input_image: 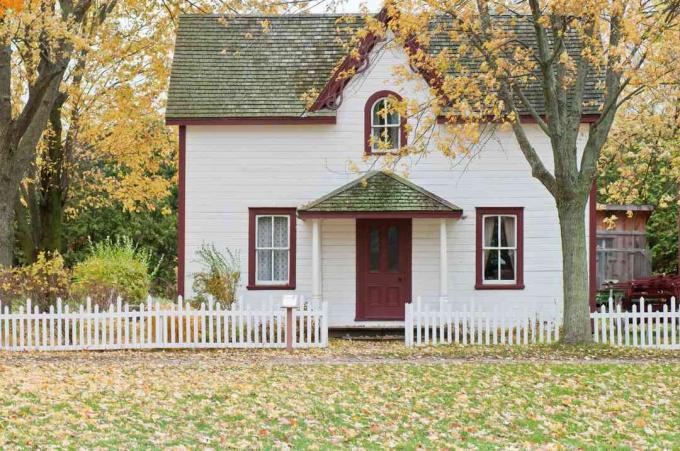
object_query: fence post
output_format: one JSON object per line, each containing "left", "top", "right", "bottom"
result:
{"left": 321, "top": 301, "right": 329, "bottom": 347}
{"left": 405, "top": 301, "right": 413, "bottom": 347}
{"left": 155, "top": 299, "right": 163, "bottom": 347}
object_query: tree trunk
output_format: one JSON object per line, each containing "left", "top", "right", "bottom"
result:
{"left": 38, "top": 101, "right": 66, "bottom": 255}
{"left": 0, "top": 161, "right": 18, "bottom": 267}
{"left": 557, "top": 199, "right": 593, "bottom": 343}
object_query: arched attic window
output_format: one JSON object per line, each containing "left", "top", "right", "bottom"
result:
{"left": 364, "top": 90, "right": 407, "bottom": 155}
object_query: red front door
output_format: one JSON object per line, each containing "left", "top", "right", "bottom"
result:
{"left": 356, "top": 218, "right": 412, "bottom": 320}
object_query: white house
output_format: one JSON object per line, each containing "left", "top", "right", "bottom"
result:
{"left": 166, "top": 13, "right": 599, "bottom": 328}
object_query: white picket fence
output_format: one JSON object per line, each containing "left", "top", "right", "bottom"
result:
{"left": 0, "top": 296, "right": 328, "bottom": 351}
{"left": 405, "top": 298, "right": 560, "bottom": 346}
{"left": 591, "top": 297, "right": 680, "bottom": 349}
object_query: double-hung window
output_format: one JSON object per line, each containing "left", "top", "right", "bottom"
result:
{"left": 370, "top": 97, "right": 401, "bottom": 151}
{"left": 475, "top": 207, "right": 524, "bottom": 289}
{"left": 248, "top": 208, "right": 296, "bottom": 289}
{"left": 364, "top": 90, "right": 407, "bottom": 154}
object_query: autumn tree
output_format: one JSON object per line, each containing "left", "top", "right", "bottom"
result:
{"left": 362, "top": 0, "right": 679, "bottom": 342}
{"left": 13, "top": 0, "right": 177, "bottom": 262}
{"left": 2, "top": 0, "right": 330, "bottom": 266}
{"left": 0, "top": 0, "right": 112, "bottom": 266}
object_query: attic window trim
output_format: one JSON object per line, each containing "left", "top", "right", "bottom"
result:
{"left": 364, "top": 90, "right": 407, "bottom": 155}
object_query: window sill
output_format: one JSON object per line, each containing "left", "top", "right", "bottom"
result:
{"left": 365, "top": 150, "right": 400, "bottom": 156}
{"left": 246, "top": 284, "right": 296, "bottom": 291}
{"left": 475, "top": 283, "right": 525, "bottom": 290}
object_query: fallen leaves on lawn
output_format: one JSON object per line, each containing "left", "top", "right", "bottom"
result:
{"left": 0, "top": 342, "right": 677, "bottom": 448}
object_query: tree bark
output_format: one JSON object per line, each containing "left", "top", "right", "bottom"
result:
{"left": 557, "top": 198, "right": 593, "bottom": 343}
{"left": 0, "top": 157, "right": 23, "bottom": 266}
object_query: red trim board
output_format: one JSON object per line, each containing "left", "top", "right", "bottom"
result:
{"left": 166, "top": 116, "right": 336, "bottom": 126}
{"left": 177, "top": 125, "right": 186, "bottom": 297}
{"left": 436, "top": 114, "right": 601, "bottom": 125}
{"left": 589, "top": 181, "right": 597, "bottom": 312}
{"left": 298, "top": 211, "right": 462, "bottom": 219}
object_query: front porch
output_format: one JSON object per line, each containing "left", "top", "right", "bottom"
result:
{"left": 297, "top": 171, "right": 463, "bottom": 327}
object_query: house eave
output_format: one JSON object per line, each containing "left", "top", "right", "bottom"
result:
{"left": 165, "top": 116, "right": 337, "bottom": 126}
{"left": 298, "top": 210, "right": 463, "bottom": 219}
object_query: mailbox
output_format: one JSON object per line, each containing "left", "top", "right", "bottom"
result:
{"left": 281, "top": 294, "right": 299, "bottom": 309}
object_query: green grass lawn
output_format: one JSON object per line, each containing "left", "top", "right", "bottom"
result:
{"left": 0, "top": 344, "right": 678, "bottom": 448}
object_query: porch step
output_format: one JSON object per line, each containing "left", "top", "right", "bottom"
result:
{"left": 330, "top": 328, "right": 405, "bottom": 340}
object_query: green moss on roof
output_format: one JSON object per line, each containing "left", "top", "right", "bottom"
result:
{"left": 167, "top": 14, "right": 360, "bottom": 119}
{"left": 167, "top": 14, "right": 604, "bottom": 119}
{"left": 299, "top": 171, "right": 462, "bottom": 212}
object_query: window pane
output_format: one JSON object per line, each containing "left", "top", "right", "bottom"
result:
{"left": 369, "top": 227, "right": 380, "bottom": 271}
{"left": 501, "top": 216, "right": 516, "bottom": 247}
{"left": 372, "top": 126, "right": 383, "bottom": 149}
{"left": 273, "top": 250, "right": 289, "bottom": 281}
{"left": 484, "top": 216, "right": 499, "bottom": 247}
{"left": 273, "top": 216, "right": 288, "bottom": 247}
{"left": 257, "top": 216, "right": 272, "bottom": 247}
{"left": 385, "top": 126, "right": 399, "bottom": 149}
{"left": 257, "top": 249, "right": 272, "bottom": 281}
{"left": 484, "top": 249, "right": 499, "bottom": 281}
{"left": 387, "top": 225, "right": 399, "bottom": 272}
{"left": 372, "top": 99, "right": 385, "bottom": 125}
{"left": 500, "top": 249, "right": 516, "bottom": 280}
{"left": 385, "top": 103, "right": 400, "bottom": 125}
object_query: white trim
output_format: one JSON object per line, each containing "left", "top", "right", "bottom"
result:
{"left": 439, "top": 219, "right": 448, "bottom": 301}
{"left": 255, "top": 214, "right": 290, "bottom": 286}
{"left": 481, "top": 214, "right": 518, "bottom": 285}
{"left": 311, "top": 219, "right": 322, "bottom": 302}
{"left": 370, "top": 97, "right": 401, "bottom": 150}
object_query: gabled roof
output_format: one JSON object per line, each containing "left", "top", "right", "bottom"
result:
{"left": 166, "top": 13, "right": 604, "bottom": 121}
{"left": 167, "top": 14, "right": 360, "bottom": 120}
{"left": 298, "top": 171, "right": 462, "bottom": 218}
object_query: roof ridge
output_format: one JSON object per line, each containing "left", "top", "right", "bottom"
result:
{"left": 380, "top": 171, "right": 462, "bottom": 211}
{"left": 298, "top": 170, "right": 462, "bottom": 213}
{"left": 298, "top": 171, "right": 380, "bottom": 211}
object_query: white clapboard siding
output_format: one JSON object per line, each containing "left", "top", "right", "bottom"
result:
{"left": 0, "top": 296, "right": 328, "bottom": 351}
{"left": 405, "top": 297, "right": 560, "bottom": 346}
{"left": 591, "top": 296, "right": 680, "bottom": 350}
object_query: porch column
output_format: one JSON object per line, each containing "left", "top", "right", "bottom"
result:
{"left": 312, "top": 219, "right": 322, "bottom": 303}
{"left": 439, "top": 219, "right": 448, "bottom": 302}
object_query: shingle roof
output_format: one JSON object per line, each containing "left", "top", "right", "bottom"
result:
{"left": 298, "top": 171, "right": 462, "bottom": 213}
{"left": 167, "top": 14, "right": 359, "bottom": 119}
{"left": 167, "top": 14, "right": 604, "bottom": 119}
{"left": 428, "top": 16, "right": 604, "bottom": 116}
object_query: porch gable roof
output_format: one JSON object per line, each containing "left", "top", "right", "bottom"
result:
{"left": 298, "top": 171, "right": 462, "bottom": 218}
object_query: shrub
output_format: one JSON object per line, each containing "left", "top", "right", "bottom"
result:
{"left": 192, "top": 244, "right": 240, "bottom": 307}
{"left": 0, "top": 252, "right": 70, "bottom": 312}
{"left": 71, "top": 236, "right": 158, "bottom": 308}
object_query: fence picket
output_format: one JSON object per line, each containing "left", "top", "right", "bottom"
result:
{"left": 404, "top": 297, "right": 677, "bottom": 350}
{"left": 672, "top": 297, "right": 677, "bottom": 347}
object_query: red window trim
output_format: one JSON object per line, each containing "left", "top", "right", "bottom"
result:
{"left": 364, "top": 90, "right": 408, "bottom": 155}
{"left": 475, "top": 207, "right": 525, "bottom": 290}
{"left": 247, "top": 208, "right": 297, "bottom": 290}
